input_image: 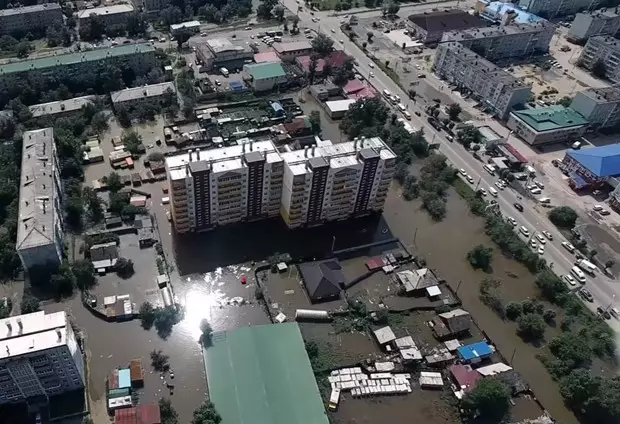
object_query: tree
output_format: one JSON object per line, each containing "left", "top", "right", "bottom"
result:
{"left": 384, "top": 0, "right": 399, "bottom": 16}
{"left": 83, "top": 187, "right": 104, "bottom": 223}
{"left": 549, "top": 332, "right": 592, "bottom": 369}
{"left": 506, "top": 301, "right": 522, "bottom": 320}
{"left": 535, "top": 268, "right": 568, "bottom": 304}
{"left": 605, "top": 260, "right": 615, "bottom": 269}
{"left": 560, "top": 369, "right": 600, "bottom": 408}
{"left": 341, "top": 98, "right": 389, "bottom": 138}
{"left": 50, "top": 263, "right": 76, "bottom": 299}
{"left": 549, "top": 206, "right": 578, "bottom": 229}
{"left": 109, "top": 191, "right": 129, "bottom": 214}
{"left": 585, "top": 376, "right": 620, "bottom": 423}
{"left": 154, "top": 305, "right": 181, "bottom": 339}
{"left": 543, "top": 308, "right": 557, "bottom": 323}
{"left": 115, "top": 257, "right": 135, "bottom": 278}
{"left": 175, "top": 27, "right": 193, "bottom": 49}
{"left": 273, "top": 5, "right": 285, "bottom": 20}
{"left": 461, "top": 379, "right": 510, "bottom": 421}
{"left": 467, "top": 245, "right": 493, "bottom": 271}
{"left": 309, "top": 111, "right": 321, "bottom": 135}
{"left": 126, "top": 13, "right": 148, "bottom": 37}
{"left": 105, "top": 171, "right": 123, "bottom": 192}
{"left": 456, "top": 124, "right": 482, "bottom": 149}
{"left": 517, "top": 313, "right": 546, "bottom": 340}
{"left": 408, "top": 89, "right": 416, "bottom": 100}
{"left": 79, "top": 15, "right": 105, "bottom": 41}
{"left": 150, "top": 349, "right": 170, "bottom": 372}
{"left": 394, "top": 162, "right": 409, "bottom": 184}
{"left": 257, "top": 0, "right": 277, "bottom": 19}
{"left": 139, "top": 301, "right": 156, "bottom": 330}
{"left": 308, "top": 53, "right": 319, "bottom": 84}
{"left": 123, "top": 131, "right": 143, "bottom": 155}
{"left": 160, "top": 6, "right": 184, "bottom": 26}
{"left": 311, "top": 33, "right": 334, "bottom": 56}
{"left": 159, "top": 398, "right": 179, "bottom": 424}
{"left": 91, "top": 112, "right": 109, "bottom": 134}
{"left": 20, "top": 296, "right": 40, "bottom": 314}
{"left": 72, "top": 260, "right": 96, "bottom": 291}
{"left": 447, "top": 103, "right": 461, "bottom": 120}
{"left": 148, "top": 152, "right": 166, "bottom": 162}
{"left": 592, "top": 59, "right": 606, "bottom": 79}
{"left": 192, "top": 401, "right": 221, "bottom": 424}
{"left": 557, "top": 96, "right": 572, "bottom": 107}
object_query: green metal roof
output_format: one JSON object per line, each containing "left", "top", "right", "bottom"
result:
{"left": 203, "top": 322, "right": 329, "bottom": 424}
{"left": 0, "top": 44, "right": 155, "bottom": 76}
{"left": 246, "top": 62, "right": 286, "bottom": 80}
{"left": 512, "top": 106, "right": 589, "bottom": 132}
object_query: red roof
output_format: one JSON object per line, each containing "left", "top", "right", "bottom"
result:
{"left": 326, "top": 50, "right": 350, "bottom": 68}
{"left": 504, "top": 143, "right": 528, "bottom": 164}
{"left": 348, "top": 87, "right": 377, "bottom": 100}
{"left": 449, "top": 364, "right": 481, "bottom": 391}
{"left": 296, "top": 55, "right": 326, "bottom": 73}
{"left": 366, "top": 257, "right": 385, "bottom": 270}
{"left": 343, "top": 79, "right": 365, "bottom": 94}
{"left": 283, "top": 116, "right": 311, "bottom": 134}
{"left": 254, "top": 52, "right": 281, "bottom": 63}
{"left": 115, "top": 407, "right": 137, "bottom": 424}
{"left": 296, "top": 50, "right": 350, "bottom": 74}
{"left": 136, "top": 404, "right": 161, "bottom": 424}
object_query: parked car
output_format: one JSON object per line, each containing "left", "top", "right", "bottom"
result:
{"left": 580, "top": 289, "right": 594, "bottom": 302}
{"left": 513, "top": 202, "right": 524, "bottom": 212}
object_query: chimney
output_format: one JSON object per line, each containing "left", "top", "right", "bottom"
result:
{"left": 196, "top": 149, "right": 200, "bottom": 161}
{"left": 304, "top": 146, "right": 308, "bottom": 158}
{"left": 17, "top": 318, "right": 22, "bottom": 332}
{"left": 312, "top": 146, "right": 316, "bottom": 156}
{"left": 6, "top": 321, "right": 11, "bottom": 333}
{"left": 56, "top": 329, "right": 62, "bottom": 341}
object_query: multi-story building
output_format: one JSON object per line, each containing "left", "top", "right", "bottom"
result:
{"left": 0, "top": 4, "right": 63, "bottom": 36}
{"left": 110, "top": 82, "right": 176, "bottom": 109}
{"left": 507, "top": 105, "right": 589, "bottom": 145}
{"left": 0, "top": 44, "right": 156, "bottom": 88}
{"left": 407, "top": 9, "right": 486, "bottom": 45}
{"left": 28, "top": 95, "right": 95, "bottom": 120}
{"left": 579, "top": 36, "right": 620, "bottom": 83}
{"left": 131, "top": 0, "right": 170, "bottom": 16}
{"left": 195, "top": 38, "right": 254, "bottom": 71}
{"left": 518, "top": 0, "right": 604, "bottom": 18}
{"left": 77, "top": 4, "right": 135, "bottom": 30}
{"left": 441, "top": 20, "right": 555, "bottom": 61}
{"left": 16, "top": 128, "right": 64, "bottom": 270}
{"left": 273, "top": 41, "right": 313, "bottom": 62}
{"left": 433, "top": 42, "right": 532, "bottom": 119}
{"left": 0, "top": 311, "right": 85, "bottom": 423}
{"left": 478, "top": 1, "right": 544, "bottom": 25}
{"left": 570, "top": 86, "right": 620, "bottom": 131}
{"left": 165, "top": 137, "right": 396, "bottom": 233}
{"left": 243, "top": 63, "right": 287, "bottom": 92}
{"left": 568, "top": 11, "right": 620, "bottom": 42}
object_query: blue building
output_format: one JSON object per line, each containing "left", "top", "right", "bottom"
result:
{"left": 563, "top": 144, "right": 620, "bottom": 191}
{"left": 457, "top": 341, "right": 494, "bottom": 363}
{"left": 478, "top": 1, "right": 543, "bottom": 25}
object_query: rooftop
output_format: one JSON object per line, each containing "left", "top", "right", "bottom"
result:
{"left": 576, "top": 10, "right": 620, "bottom": 20}
{"left": 0, "top": 43, "right": 155, "bottom": 76}
{"left": 206, "top": 37, "right": 246, "bottom": 53}
{"left": 111, "top": 82, "right": 176, "bottom": 104}
{"left": 0, "top": 3, "right": 61, "bottom": 16}
{"left": 77, "top": 3, "right": 134, "bottom": 19}
{"left": 584, "top": 35, "right": 620, "bottom": 51}
{"left": 29, "top": 95, "right": 95, "bottom": 118}
{"left": 298, "top": 259, "right": 345, "bottom": 301}
{"left": 577, "top": 86, "right": 620, "bottom": 103}
{"left": 480, "top": 1, "right": 543, "bottom": 24}
{"left": 245, "top": 62, "right": 286, "bottom": 80}
{"left": 254, "top": 51, "right": 281, "bottom": 63}
{"left": 449, "top": 364, "right": 481, "bottom": 390}
{"left": 442, "top": 20, "right": 554, "bottom": 41}
{"left": 567, "top": 144, "right": 620, "bottom": 177}
{"left": 204, "top": 323, "right": 329, "bottom": 424}
{"left": 0, "top": 311, "right": 71, "bottom": 359}
{"left": 373, "top": 326, "right": 396, "bottom": 345}
{"left": 511, "top": 106, "right": 589, "bottom": 132}
{"left": 325, "top": 99, "right": 357, "bottom": 113}
{"left": 457, "top": 341, "right": 493, "bottom": 361}
{"left": 170, "top": 20, "right": 201, "bottom": 30}
{"left": 273, "top": 41, "right": 312, "bottom": 54}
{"left": 16, "top": 128, "right": 59, "bottom": 252}
{"left": 408, "top": 9, "right": 484, "bottom": 32}
{"left": 396, "top": 268, "right": 439, "bottom": 292}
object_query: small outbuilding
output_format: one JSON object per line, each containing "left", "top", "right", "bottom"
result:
{"left": 432, "top": 308, "right": 472, "bottom": 339}
{"left": 457, "top": 341, "right": 494, "bottom": 364}
{"left": 373, "top": 326, "right": 396, "bottom": 345}
{"left": 90, "top": 241, "right": 119, "bottom": 272}
{"left": 298, "top": 259, "right": 345, "bottom": 303}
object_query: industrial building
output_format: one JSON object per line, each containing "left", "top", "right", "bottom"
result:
{"left": 0, "top": 3, "right": 63, "bottom": 36}
{"left": 165, "top": 137, "right": 396, "bottom": 233}
{"left": 517, "top": 0, "right": 605, "bottom": 18}
{"left": 407, "top": 9, "right": 486, "bottom": 45}
{"left": 195, "top": 38, "right": 253, "bottom": 71}
{"left": 568, "top": 11, "right": 620, "bottom": 42}
{"left": 28, "top": 95, "right": 95, "bottom": 119}
{"left": 243, "top": 62, "right": 287, "bottom": 92}
{"left": 111, "top": 82, "right": 176, "bottom": 109}
{"left": 570, "top": 86, "right": 620, "bottom": 131}
{"left": 433, "top": 42, "right": 532, "bottom": 119}
{"left": 578, "top": 36, "right": 620, "bottom": 83}
{"left": 77, "top": 4, "right": 135, "bottom": 29}
{"left": 0, "top": 44, "right": 157, "bottom": 88}
{"left": 16, "top": 128, "right": 64, "bottom": 270}
{"left": 507, "top": 105, "right": 589, "bottom": 146}
{"left": 0, "top": 311, "right": 85, "bottom": 423}
{"left": 441, "top": 20, "right": 555, "bottom": 61}
{"left": 273, "top": 41, "right": 313, "bottom": 62}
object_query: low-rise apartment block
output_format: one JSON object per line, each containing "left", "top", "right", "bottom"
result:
{"left": 111, "top": 81, "right": 176, "bottom": 109}
{"left": 273, "top": 41, "right": 313, "bottom": 62}
{"left": 518, "top": 0, "right": 604, "bottom": 18}
{"left": 29, "top": 95, "right": 95, "bottom": 119}
{"left": 579, "top": 36, "right": 620, "bottom": 83}
{"left": 0, "top": 3, "right": 63, "bottom": 36}
{"left": 165, "top": 137, "right": 396, "bottom": 233}
{"left": 0, "top": 311, "right": 85, "bottom": 423}
{"left": 77, "top": 4, "right": 135, "bottom": 29}
{"left": 570, "top": 86, "right": 620, "bottom": 131}
{"left": 433, "top": 42, "right": 532, "bottom": 119}
{"left": 0, "top": 43, "right": 157, "bottom": 88}
{"left": 243, "top": 62, "right": 287, "bottom": 92}
{"left": 568, "top": 11, "right": 620, "bottom": 42}
{"left": 407, "top": 9, "right": 486, "bottom": 45}
{"left": 195, "top": 38, "right": 254, "bottom": 71}
{"left": 507, "top": 105, "right": 589, "bottom": 145}
{"left": 441, "top": 20, "right": 555, "bottom": 61}
{"left": 16, "top": 128, "right": 64, "bottom": 270}
{"left": 132, "top": 0, "right": 170, "bottom": 16}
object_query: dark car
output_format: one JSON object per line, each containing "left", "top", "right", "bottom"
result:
{"left": 580, "top": 289, "right": 594, "bottom": 302}
{"left": 513, "top": 202, "right": 524, "bottom": 212}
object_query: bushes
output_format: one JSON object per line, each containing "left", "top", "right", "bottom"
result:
{"left": 479, "top": 279, "right": 505, "bottom": 318}
{"left": 548, "top": 206, "right": 578, "bottom": 229}
{"left": 467, "top": 245, "right": 493, "bottom": 271}
{"left": 114, "top": 257, "right": 135, "bottom": 278}
{"left": 517, "top": 313, "right": 546, "bottom": 341}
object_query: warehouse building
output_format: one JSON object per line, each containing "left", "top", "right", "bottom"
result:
{"left": 507, "top": 105, "right": 588, "bottom": 146}
{"left": 407, "top": 9, "right": 486, "bottom": 45}
{"left": 195, "top": 38, "right": 253, "bottom": 71}
{"left": 0, "top": 3, "right": 63, "bottom": 36}
{"left": 433, "top": 42, "right": 531, "bottom": 119}
{"left": 578, "top": 36, "right": 620, "bottom": 84}
{"left": 325, "top": 99, "right": 356, "bottom": 119}
{"left": 570, "top": 86, "right": 620, "bottom": 131}
{"left": 77, "top": 4, "right": 135, "bottom": 29}
{"left": 563, "top": 144, "right": 620, "bottom": 190}
{"left": 568, "top": 10, "right": 620, "bottom": 43}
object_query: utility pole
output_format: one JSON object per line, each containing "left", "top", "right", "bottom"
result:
{"left": 475, "top": 177, "right": 482, "bottom": 191}
{"left": 510, "top": 348, "right": 517, "bottom": 364}
{"left": 455, "top": 280, "right": 462, "bottom": 294}
{"left": 330, "top": 235, "right": 336, "bottom": 254}
{"left": 413, "top": 227, "right": 418, "bottom": 246}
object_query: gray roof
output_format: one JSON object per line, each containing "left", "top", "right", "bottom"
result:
{"left": 442, "top": 20, "right": 554, "bottom": 42}
{"left": 408, "top": 9, "right": 484, "bottom": 32}
{"left": 16, "top": 128, "right": 59, "bottom": 252}
{"left": 0, "top": 3, "right": 61, "bottom": 16}
{"left": 244, "top": 151, "right": 265, "bottom": 164}
{"left": 298, "top": 259, "right": 345, "bottom": 301}
{"left": 110, "top": 82, "right": 176, "bottom": 104}
{"left": 90, "top": 242, "right": 119, "bottom": 262}
{"left": 577, "top": 86, "right": 620, "bottom": 103}
{"left": 29, "top": 95, "right": 95, "bottom": 118}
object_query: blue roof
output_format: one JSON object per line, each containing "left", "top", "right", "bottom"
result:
{"left": 118, "top": 368, "right": 131, "bottom": 389}
{"left": 270, "top": 102, "right": 283, "bottom": 112}
{"left": 481, "top": 1, "right": 543, "bottom": 24}
{"left": 457, "top": 342, "right": 493, "bottom": 360}
{"left": 567, "top": 144, "right": 620, "bottom": 177}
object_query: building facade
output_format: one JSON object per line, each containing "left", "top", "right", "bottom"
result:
{"left": 570, "top": 86, "right": 620, "bottom": 131}
{"left": 507, "top": 106, "right": 588, "bottom": 145}
{"left": 16, "top": 128, "right": 64, "bottom": 270}
{"left": 110, "top": 82, "right": 176, "bottom": 109}
{"left": 0, "top": 4, "right": 63, "bottom": 36}
{"left": 0, "top": 311, "right": 85, "bottom": 423}
{"left": 579, "top": 36, "right": 620, "bottom": 83}
{"left": 433, "top": 42, "right": 532, "bottom": 119}
{"left": 518, "top": 0, "right": 604, "bottom": 18}
{"left": 165, "top": 138, "right": 396, "bottom": 233}
{"left": 77, "top": 4, "right": 135, "bottom": 30}
{"left": 568, "top": 11, "right": 620, "bottom": 42}
{"left": 407, "top": 9, "right": 485, "bottom": 45}
{"left": 441, "top": 21, "right": 555, "bottom": 61}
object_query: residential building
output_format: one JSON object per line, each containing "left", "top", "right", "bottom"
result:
{"left": 441, "top": 20, "right": 555, "bottom": 61}
{"left": 457, "top": 341, "right": 493, "bottom": 364}
{"left": 507, "top": 105, "right": 589, "bottom": 145}
{"left": 17, "top": 128, "right": 64, "bottom": 270}
{"left": 110, "top": 81, "right": 176, "bottom": 109}
{"left": 517, "top": 0, "right": 604, "bottom": 18}
{"left": 563, "top": 144, "right": 620, "bottom": 191}
{"left": 28, "top": 95, "right": 95, "bottom": 119}
{"left": 0, "top": 44, "right": 157, "bottom": 88}
{"left": 77, "top": 4, "right": 135, "bottom": 29}
{"left": 0, "top": 311, "right": 85, "bottom": 423}
{"left": 170, "top": 20, "right": 201, "bottom": 34}
{"left": 477, "top": 1, "right": 544, "bottom": 25}
{"left": 298, "top": 258, "right": 345, "bottom": 302}
{"left": 131, "top": 0, "right": 170, "bottom": 15}
{"left": 579, "top": 36, "right": 620, "bottom": 83}
{"left": 568, "top": 11, "right": 620, "bottom": 42}
{"left": 243, "top": 62, "right": 287, "bottom": 92}
{"left": 195, "top": 38, "right": 253, "bottom": 71}
{"left": 433, "top": 42, "right": 532, "bottom": 119}
{"left": 407, "top": 9, "right": 486, "bottom": 44}
{"left": 165, "top": 137, "right": 396, "bottom": 233}
{"left": 570, "top": 86, "right": 620, "bottom": 130}
{"left": 272, "top": 41, "right": 313, "bottom": 62}
{"left": 0, "top": 3, "right": 63, "bottom": 36}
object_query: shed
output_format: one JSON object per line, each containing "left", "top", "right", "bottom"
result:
{"left": 396, "top": 268, "right": 439, "bottom": 293}
{"left": 444, "top": 339, "right": 462, "bottom": 351}
{"left": 476, "top": 362, "right": 513, "bottom": 377}
{"left": 130, "top": 358, "right": 144, "bottom": 387}
{"left": 419, "top": 372, "right": 444, "bottom": 388}
{"left": 90, "top": 242, "right": 119, "bottom": 270}
{"left": 118, "top": 368, "right": 131, "bottom": 389}
{"left": 457, "top": 341, "right": 493, "bottom": 363}
{"left": 426, "top": 286, "right": 441, "bottom": 297}
{"left": 115, "top": 407, "right": 137, "bottom": 424}
{"left": 449, "top": 364, "right": 481, "bottom": 392}
{"left": 432, "top": 308, "right": 472, "bottom": 339}
{"left": 298, "top": 259, "right": 345, "bottom": 303}
{"left": 270, "top": 102, "right": 284, "bottom": 117}
{"left": 136, "top": 403, "right": 161, "bottom": 424}
{"left": 373, "top": 326, "right": 396, "bottom": 345}
{"left": 156, "top": 274, "right": 170, "bottom": 288}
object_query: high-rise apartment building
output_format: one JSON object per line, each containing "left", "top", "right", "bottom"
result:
{"left": 518, "top": 0, "right": 604, "bottom": 18}
{"left": 0, "top": 4, "right": 63, "bottom": 36}
{"left": 568, "top": 11, "right": 620, "bottom": 42}
{"left": 0, "top": 311, "right": 85, "bottom": 424}
{"left": 579, "top": 36, "right": 620, "bottom": 83}
{"left": 165, "top": 138, "right": 396, "bottom": 233}
{"left": 16, "top": 128, "right": 64, "bottom": 270}
{"left": 571, "top": 86, "right": 620, "bottom": 130}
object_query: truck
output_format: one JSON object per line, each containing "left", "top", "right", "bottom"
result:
{"left": 576, "top": 259, "right": 597, "bottom": 275}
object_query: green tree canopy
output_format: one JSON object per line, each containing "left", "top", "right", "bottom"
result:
{"left": 461, "top": 378, "right": 510, "bottom": 421}
{"left": 548, "top": 206, "right": 578, "bottom": 229}
{"left": 311, "top": 33, "right": 334, "bottom": 57}
{"left": 467, "top": 244, "right": 493, "bottom": 271}
{"left": 517, "top": 312, "right": 546, "bottom": 341}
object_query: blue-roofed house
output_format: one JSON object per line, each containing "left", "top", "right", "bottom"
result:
{"left": 270, "top": 101, "right": 284, "bottom": 117}
{"left": 478, "top": 1, "right": 543, "bottom": 25}
{"left": 457, "top": 341, "right": 493, "bottom": 364}
{"left": 563, "top": 144, "right": 620, "bottom": 190}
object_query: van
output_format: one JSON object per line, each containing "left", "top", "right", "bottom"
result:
{"left": 570, "top": 266, "right": 587, "bottom": 284}
{"left": 610, "top": 307, "right": 620, "bottom": 319}
{"left": 220, "top": 67, "right": 229, "bottom": 77}
{"left": 383, "top": 89, "right": 391, "bottom": 98}
{"left": 403, "top": 111, "right": 411, "bottom": 120}
{"left": 397, "top": 103, "right": 406, "bottom": 112}
{"left": 489, "top": 187, "right": 498, "bottom": 197}
{"left": 483, "top": 164, "right": 496, "bottom": 176}
{"left": 266, "top": 30, "right": 276, "bottom": 37}
{"left": 519, "top": 226, "right": 530, "bottom": 237}
{"left": 274, "top": 36, "right": 282, "bottom": 42}
{"left": 577, "top": 259, "right": 596, "bottom": 275}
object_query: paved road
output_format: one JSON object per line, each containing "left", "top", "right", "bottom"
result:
{"left": 283, "top": 1, "right": 620, "bottom": 327}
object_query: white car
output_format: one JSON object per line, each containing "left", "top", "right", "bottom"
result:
{"left": 331, "top": 29, "right": 336, "bottom": 33}
{"left": 530, "top": 239, "right": 538, "bottom": 249}
{"left": 593, "top": 205, "right": 604, "bottom": 211}
{"left": 495, "top": 181, "right": 504, "bottom": 190}
{"left": 542, "top": 230, "right": 553, "bottom": 240}
{"left": 507, "top": 217, "right": 517, "bottom": 226}
{"left": 561, "top": 241, "right": 575, "bottom": 253}
{"left": 530, "top": 187, "right": 542, "bottom": 195}
{"left": 562, "top": 274, "right": 577, "bottom": 286}
{"left": 369, "top": 63, "right": 375, "bottom": 68}
{"left": 466, "top": 175, "right": 474, "bottom": 184}
{"left": 536, "top": 233, "right": 546, "bottom": 244}
{"left": 369, "top": 72, "right": 375, "bottom": 78}
{"left": 478, "top": 188, "right": 487, "bottom": 196}
{"left": 340, "top": 40, "right": 344, "bottom": 44}
{"left": 459, "top": 169, "right": 467, "bottom": 176}
{"left": 537, "top": 245, "right": 545, "bottom": 255}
